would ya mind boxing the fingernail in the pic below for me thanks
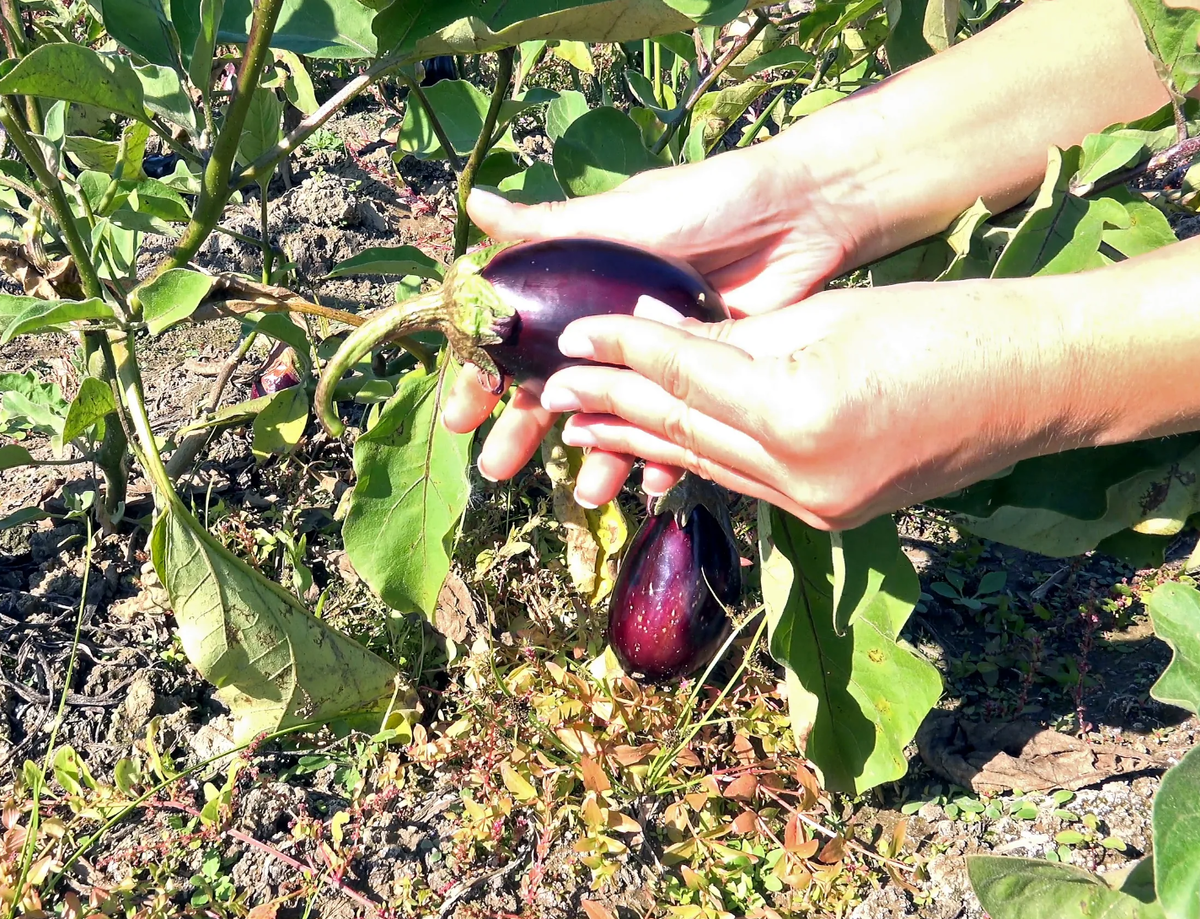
[478,463,500,483]
[574,488,600,509]
[634,295,686,325]
[643,483,666,498]
[561,425,597,447]
[557,326,595,359]
[541,386,581,413]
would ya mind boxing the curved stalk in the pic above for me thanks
[453,48,514,259]
[314,289,446,436]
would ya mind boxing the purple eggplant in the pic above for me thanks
[316,239,728,436]
[608,477,741,683]
[251,343,301,398]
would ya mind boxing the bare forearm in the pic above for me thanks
[773,0,1170,267]
[1041,236,1200,448]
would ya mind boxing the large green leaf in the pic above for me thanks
[61,377,116,445]
[497,161,566,204]
[342,364,472,618]
[135,268,215,335]
[171,0,377,59]
[397,79,529,160]
[0,371,68,435]
[399,0,699,57]
[553,105,665,197]
[0,44,147,121]
[758,505,941,794]
[1126,0,1200,97]
[933,439,1200,558]
[134,63,198,134]
[0,296,114,344]
[1155,745,1200,919]
[992,146,1131,278]
[99,0,180,68]
[968,857,1166,919]
[0,445,36,470]
[1148,582,1200,716]
[545,89,589,142]
[326,246,444,279]
[829,515,903,636]
[885,0,936,71]
[151,501,399,743]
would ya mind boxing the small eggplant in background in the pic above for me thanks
[420,56,457,86]
[607,476,741,683]
[251,343,301,398]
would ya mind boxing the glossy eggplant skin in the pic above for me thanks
[251,344,300,399]
[420,56,457,86]
[608,504,740,683]
[479,238,727,390]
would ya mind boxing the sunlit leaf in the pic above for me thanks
[1148,582,1200,716]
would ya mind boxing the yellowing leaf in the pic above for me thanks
[501,761,538,802]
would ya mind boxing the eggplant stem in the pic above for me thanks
[314,289,448,436]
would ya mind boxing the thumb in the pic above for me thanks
[467,185,641,244]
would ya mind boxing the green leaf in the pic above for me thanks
[397,79,528,160]
[277,50,318,115]
[237,86,284,167]
[886,0,937,71]
[1126,0,1200,97]
[739,45,815,77]
[0,44,147,121]
[61,377,116,444]
[497,161,566,204]
[378,0,695,57]
[1156,744,1200,919]
[553,106,665,198]
[659,0,744,27]
[829,515,904,636]
[0,507,49,530]
[691,80,768,150]
[135,268,215,335]
[967,856,1166,919]
[932,438,1200,558]
[188,0,224,85]
[787,87,848,120]
[758,504,941,794]
[546,89,589,142]
[1148,582,1200,717]
[550,39,594,73]
[326,246,444,280]
[1102,189,1178,259]
[869,237,952,286]
[992,146,1130,278]
[64,136,120,174]
[0,296,114,344]
[0,445,35,470]
[134,63,198,133]
[1077,133,1145,187]
[249,314,312,369]
[151,501,398,743]
[99,0,180,68]
[172,0,377,59]
[342,364,472,618]
[252,386,308,461]
[0,371,68,435]
[938,196,992,280]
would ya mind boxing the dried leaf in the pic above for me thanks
[676,747,702,768]
[731,809,759,834]
[608,811,642,834]
[817,835,846,864]
[580,901,616,919]
[794,763,821,811]
[684,791,710,811]
[580,755,611,794]
[791,838,820,859]
[732,733,757,765]
[434,569,476,642]
[611,743,657,766]
[784,812,801,850]
[724,773,759,801]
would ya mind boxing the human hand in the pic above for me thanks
[533,279,1082,530]
[442,136,864,504]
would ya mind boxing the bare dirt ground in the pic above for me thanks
[2,99,1196,918]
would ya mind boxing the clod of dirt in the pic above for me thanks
[189,713,237,762]
[917,709,1170,793]
[277,173,362,228]
[108,673,160,746]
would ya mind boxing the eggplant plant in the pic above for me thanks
[0,0,1197,913]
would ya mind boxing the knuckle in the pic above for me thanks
[661,402,701,457]
[656,349,692,403]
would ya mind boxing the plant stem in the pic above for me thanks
[0,100,103,300]
[236,50,408,190]
[113,334,175,504]
[653,40,662,101]
[143,116,205,167]
[259,179,273,284]
[651,13,770,156]
[397,71,463,172]
[642,38,652,81]
[155,0,286,275]
[454,48,514,259]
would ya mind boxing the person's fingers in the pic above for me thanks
[574,450,636,508]
[548,316,776,439]
[476,387,557,481]
[560,415,830,529]
[641,462,683,496]
[443,363,504,434]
